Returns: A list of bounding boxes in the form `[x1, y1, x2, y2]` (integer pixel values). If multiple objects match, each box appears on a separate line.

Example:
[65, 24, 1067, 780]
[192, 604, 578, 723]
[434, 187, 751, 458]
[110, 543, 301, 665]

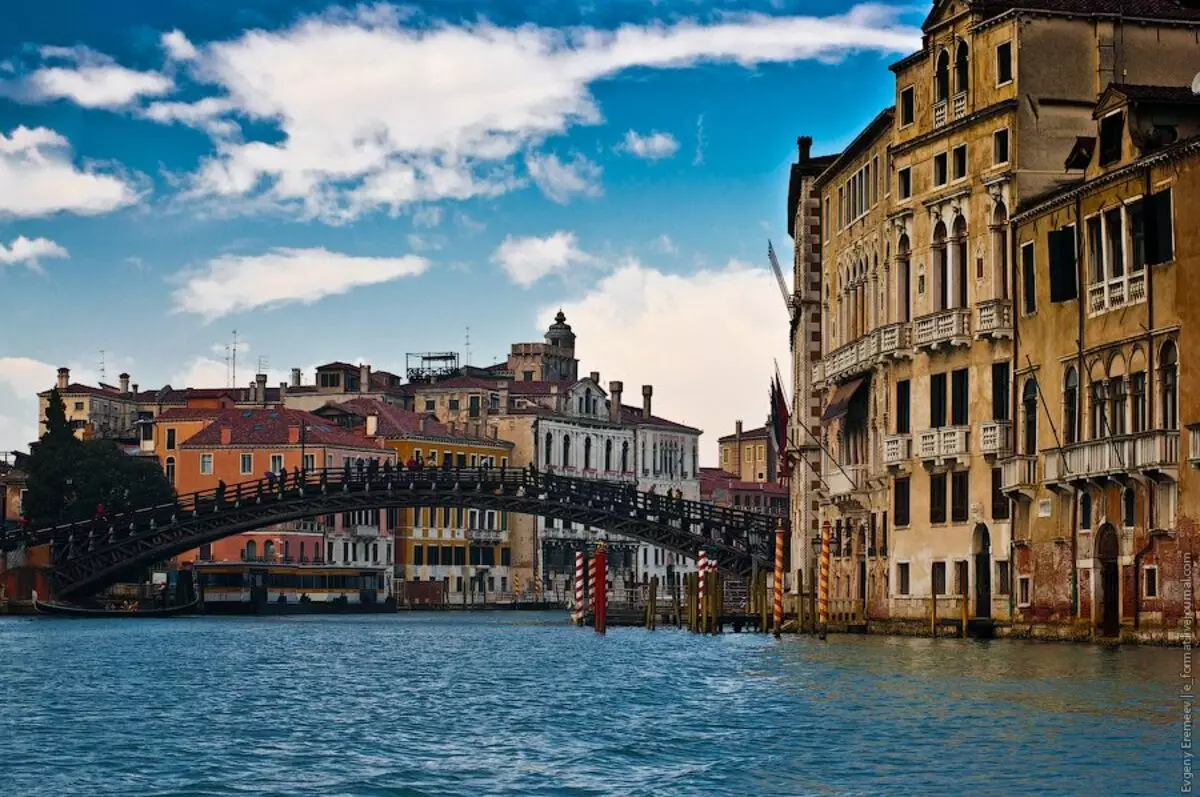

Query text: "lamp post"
[810, 532, 822, 636]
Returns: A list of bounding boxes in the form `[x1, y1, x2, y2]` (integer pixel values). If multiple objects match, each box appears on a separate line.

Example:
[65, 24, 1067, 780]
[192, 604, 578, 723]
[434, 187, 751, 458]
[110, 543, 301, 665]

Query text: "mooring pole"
[819, 519, 830, 640]
[697, 549, 708, 630]
[573, 551, 585, 626]
[594, 541, 608, 635]
[773, 520, 785, 639]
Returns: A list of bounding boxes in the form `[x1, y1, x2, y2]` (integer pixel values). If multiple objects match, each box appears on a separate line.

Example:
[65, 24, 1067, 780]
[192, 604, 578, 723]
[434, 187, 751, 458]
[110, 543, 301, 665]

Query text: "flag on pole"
[770, 363, 791, 479]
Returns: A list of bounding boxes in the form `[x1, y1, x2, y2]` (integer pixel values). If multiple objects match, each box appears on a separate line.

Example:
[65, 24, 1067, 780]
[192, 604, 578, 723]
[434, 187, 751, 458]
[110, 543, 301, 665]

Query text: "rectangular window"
[73, 401, 84, 411]
[996, 42, 1013, 84]
[930, 473, 947, 524]
[302, 453, 315, 472]
[900, 87, 915, 126]
[896, 379, 911, 435]
[932, 562, 947, 596]
[992, 362, 1010, 421]
[823, 197, 830, 241]
[424, 399, 435, 411]
[898, 167, 912, 200]
[468, 395, 481, 418]
[894, 477, 911, 527]
[240, 453, 253, 475]
[1145, 188, 1175, 265]
[1132, 372, 1147, 433]
[1087, 215, 1103, 283]
[270, 454, 283, 473]
[930, 372, 947, 428]
[898, 563, 911, 595]
[838, 186, 845, 228]
[200, 454, 213, 475]
[952, 145, 967, 181]
[951, 470, 969, 523]
[1099, 112, 1124, 166]
[1021, 242, 1036, 314]
[1145, 566, 1159, 599]
[951, 369, 969, 426]
[1018, 576, 1031, 606]
[996, 561, 1011, 595]
[991, 467, 1010, 520]
[1048, 226, 1078, 303]
[1110, 377, 1127, 436]
[872, 155, 879, 205]
[993, 129, 1010, 165]
[1105, 207, 1125, 278]
[448, 398, 460, 411]
[166, 428, 177, 450]
[933, 152, 948, 186]
[954, 560, 969, 596]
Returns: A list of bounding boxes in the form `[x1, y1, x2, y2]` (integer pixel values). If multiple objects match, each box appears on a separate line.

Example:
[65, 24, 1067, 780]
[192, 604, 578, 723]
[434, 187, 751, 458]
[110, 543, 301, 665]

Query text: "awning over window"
[821, 377, 868, 423]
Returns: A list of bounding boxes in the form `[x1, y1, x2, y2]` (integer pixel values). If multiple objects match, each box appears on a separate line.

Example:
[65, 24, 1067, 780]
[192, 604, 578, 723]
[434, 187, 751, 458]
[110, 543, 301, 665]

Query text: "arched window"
[992, 201, 1009, 300]
[584, 436, 593, 470]
[1090, 377, 1109, 439]
[245, 539, 257, 560]
[1123, 486, 1136, 528]
[164, 456, 176, 486]
[897, 234, 911, 322]
[544, 432, 553, 466]
[1022, 378, 1038, 455]
[1108, 354, 1127, 436]
[621, 441, 629, 472]
[1162, 341, 1179, 430]
[604, 439, 613, 471]
[952, 215, 968, 308]
[1080, 491, 1092, 530]
[935, 49, 950, 103]
[933, 221, 949, 311]
[1064, 367, 1079, 445]
[299, 540, 306, 562]
[562, 435, 571, 468]
[955, 41, 969, 97]
[264, 540, 275, 561]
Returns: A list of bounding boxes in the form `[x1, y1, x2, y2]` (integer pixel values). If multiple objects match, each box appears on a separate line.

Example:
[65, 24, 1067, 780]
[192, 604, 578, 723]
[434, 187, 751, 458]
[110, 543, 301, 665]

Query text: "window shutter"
[1048, 228, 1078, 303]
[1147, 189, 1174, 265]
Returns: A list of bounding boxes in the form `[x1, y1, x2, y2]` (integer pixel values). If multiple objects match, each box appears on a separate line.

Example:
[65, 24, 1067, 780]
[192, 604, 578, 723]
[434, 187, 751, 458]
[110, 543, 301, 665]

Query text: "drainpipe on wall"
[1071, 192, 1086, 619]
[1009, 219, 1019, 622]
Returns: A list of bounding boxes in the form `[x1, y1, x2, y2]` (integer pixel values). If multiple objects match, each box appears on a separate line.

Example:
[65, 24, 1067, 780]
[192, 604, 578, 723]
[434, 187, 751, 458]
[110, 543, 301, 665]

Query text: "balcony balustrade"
[917, 426, 970, 462]
[914, 308, 971, 351]
[882, 434, 912, 467]
[1000, 455, 1037, 495]
[822, 332, 880, 384]
[979, 421, 1012, 457]
[975, 299, 1013, 340]
[934, 100, 947, 128]
[952, 92, 967, 120]
[1190, 427, 1200, 469]
[1045, 430, 1179, 484]
[877, 322, 913, 360]
[1133, 430, 1179, 472]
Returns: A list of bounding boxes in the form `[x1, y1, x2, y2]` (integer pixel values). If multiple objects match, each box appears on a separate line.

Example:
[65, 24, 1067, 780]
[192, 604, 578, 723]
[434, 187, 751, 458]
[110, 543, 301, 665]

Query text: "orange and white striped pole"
[773, 519, 785, 639]
[819, 519, 830, 639]
[573, 551, 585, 626]
[697, 549, 708, 613]
[588, 552, 598, 616]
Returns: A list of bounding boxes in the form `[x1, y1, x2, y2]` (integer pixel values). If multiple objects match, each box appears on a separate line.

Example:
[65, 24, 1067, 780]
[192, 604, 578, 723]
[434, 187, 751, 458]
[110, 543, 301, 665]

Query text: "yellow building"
[1009, 85, 1198, 638]
[37, 368, 138, 442]
[717, 421, 777, 483]
[316, 398, 517, 602]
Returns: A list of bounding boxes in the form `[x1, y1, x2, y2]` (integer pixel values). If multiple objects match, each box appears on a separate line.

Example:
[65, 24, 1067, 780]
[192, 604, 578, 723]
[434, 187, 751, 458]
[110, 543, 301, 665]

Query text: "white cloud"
[652, 234, 678, 254]
[0, 236, 68, 271]
[0, 357, 104, 454]
[0, 126, 139, 218]
[619, 130, 679, 160]
[412, 205, 443, 228]
[525, 152, 602, 204]
[161, 30, 199, 61]
[133, 5, 917, 220]
[406, 233, 445, 251]
[1, 46, 172, 108]
[171, 247, 431, 320]
[141, 97, 238, 137]
[550, 258, 789, 464]
[492, 231, 592, 288]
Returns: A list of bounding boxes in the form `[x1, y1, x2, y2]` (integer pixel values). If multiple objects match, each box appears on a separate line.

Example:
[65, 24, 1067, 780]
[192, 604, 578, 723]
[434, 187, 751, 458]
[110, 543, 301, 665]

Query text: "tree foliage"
[23, 390, 175, 525]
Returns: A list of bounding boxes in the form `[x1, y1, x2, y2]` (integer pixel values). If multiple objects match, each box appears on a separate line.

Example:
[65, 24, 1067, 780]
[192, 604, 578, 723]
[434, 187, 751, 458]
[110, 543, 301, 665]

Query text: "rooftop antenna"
[257, 355, 269, 374]
[224, 344, 232, 388]
[465, 326, 472, 367]
[231, 330, 238, 387]
[99, 350, 106, 383]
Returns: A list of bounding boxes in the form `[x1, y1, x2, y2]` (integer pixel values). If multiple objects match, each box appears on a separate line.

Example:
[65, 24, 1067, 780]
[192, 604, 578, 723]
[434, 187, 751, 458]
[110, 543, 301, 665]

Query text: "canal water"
[0, 613, 1184, 796]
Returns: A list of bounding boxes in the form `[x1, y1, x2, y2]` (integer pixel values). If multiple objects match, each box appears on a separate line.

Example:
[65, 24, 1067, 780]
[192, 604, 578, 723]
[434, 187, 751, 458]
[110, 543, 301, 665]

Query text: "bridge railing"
[2, 465, 785, 569]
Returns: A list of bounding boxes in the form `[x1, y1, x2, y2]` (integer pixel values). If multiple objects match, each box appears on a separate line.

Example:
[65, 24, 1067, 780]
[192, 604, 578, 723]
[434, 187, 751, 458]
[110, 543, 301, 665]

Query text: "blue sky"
[0, 0, 925, 460]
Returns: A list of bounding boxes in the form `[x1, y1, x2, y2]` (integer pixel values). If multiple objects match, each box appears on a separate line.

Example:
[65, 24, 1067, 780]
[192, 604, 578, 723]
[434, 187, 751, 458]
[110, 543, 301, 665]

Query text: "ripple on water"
[0, 613, 1183, 796]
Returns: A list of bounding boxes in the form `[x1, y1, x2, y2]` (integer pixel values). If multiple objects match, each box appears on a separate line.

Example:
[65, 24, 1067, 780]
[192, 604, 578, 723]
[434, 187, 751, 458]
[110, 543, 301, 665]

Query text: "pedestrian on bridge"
[279, 466, 288, 491]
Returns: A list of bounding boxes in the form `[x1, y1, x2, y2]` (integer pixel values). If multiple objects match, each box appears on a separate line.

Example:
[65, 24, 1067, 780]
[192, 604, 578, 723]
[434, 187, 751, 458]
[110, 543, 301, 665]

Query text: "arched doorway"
[1096, 523, 1120, 637]
[973, 524, 992, 619]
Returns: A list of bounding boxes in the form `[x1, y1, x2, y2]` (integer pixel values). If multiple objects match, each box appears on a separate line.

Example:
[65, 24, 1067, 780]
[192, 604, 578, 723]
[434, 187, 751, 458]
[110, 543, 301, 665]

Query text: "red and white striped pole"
[819, 519, 830, 639]
[773, 519, 785, 639]
[588, 552, 598, 617]
[573, 551, 585, 626]
[697, 549, 708, 612]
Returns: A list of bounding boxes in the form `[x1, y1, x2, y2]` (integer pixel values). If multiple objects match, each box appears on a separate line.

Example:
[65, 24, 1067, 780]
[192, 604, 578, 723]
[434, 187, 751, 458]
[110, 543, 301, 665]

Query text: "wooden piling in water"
[672, 580, 682, 629]
[929, 596, 937, 638]
[961, 596, 968, 639]
[649, 576, 658, 631]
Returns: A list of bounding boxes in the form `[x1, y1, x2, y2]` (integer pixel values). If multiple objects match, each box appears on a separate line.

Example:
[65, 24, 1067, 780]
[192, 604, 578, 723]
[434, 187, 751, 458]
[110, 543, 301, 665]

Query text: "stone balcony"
[1045, 430, 1180, 485]
[882, 434, 912, 468]
[975, 299, 1013, 341]
[934, 99, 947, 128]
[953, 91, 967, 121]
[877, 322, 913, 360]
[821, 333, 880, 385]
[979, 421, 1012, 458]
[1000, 455, 1038, 499]
[1190, 427, 1200, 469]
[914, 308, 971, 352]
[825, 464, 869, 509]
[917, 425, 970, 463]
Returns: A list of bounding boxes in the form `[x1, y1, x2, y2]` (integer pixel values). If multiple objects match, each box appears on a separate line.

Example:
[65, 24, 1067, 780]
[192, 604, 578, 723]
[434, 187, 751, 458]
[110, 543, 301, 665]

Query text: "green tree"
[23, 389, 81, 523]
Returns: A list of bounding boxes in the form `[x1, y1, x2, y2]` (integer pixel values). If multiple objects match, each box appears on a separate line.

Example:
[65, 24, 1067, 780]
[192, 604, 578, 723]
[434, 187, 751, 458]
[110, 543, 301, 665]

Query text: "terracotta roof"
[179, 408, 383, 451]
[978, 0, 1200, 22]
[615, 403, 701, 434]
[1108, 83, 1200, 104]
[335, 398, 511, 447]
[717, 425, 770, 443]
[315, 361, 360, 371]
[154, 408, 225, 422]
[506, 379, 575, 395]
[700, 468, 787, 496]
[40, 383, 127, 399]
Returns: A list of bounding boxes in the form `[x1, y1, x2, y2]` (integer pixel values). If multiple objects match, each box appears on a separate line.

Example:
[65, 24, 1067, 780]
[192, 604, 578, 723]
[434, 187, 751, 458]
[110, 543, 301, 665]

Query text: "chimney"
[797, 135, 812, 162]
[279, 381, 288, 402]
[498, 382, 509, 415]
[119, 373, 130, 394]
[287, 424, 300, 444]
[366, 413, 378, 437]
[249, 379, 257, 403]
[642, 384, 653, 420]
[359, 363, 370, 393]
[131, 383, 139, 396]
[418, 416, 427, 433]
[56, 367, 69, 391]
[256, 373, 268, 405]
[220, 426, 232, 445]
[291, 368, 302, 388]
[590, 371, 600, 384]
[609, 380, 623, 423]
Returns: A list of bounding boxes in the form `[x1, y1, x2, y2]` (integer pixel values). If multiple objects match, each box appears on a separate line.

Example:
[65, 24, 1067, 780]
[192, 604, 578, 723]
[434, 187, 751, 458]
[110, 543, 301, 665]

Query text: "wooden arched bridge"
[0, 467, 786, 600]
